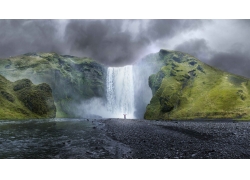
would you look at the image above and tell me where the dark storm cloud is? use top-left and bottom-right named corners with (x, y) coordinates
top-left (1, 19), bottom-right (249, 74)
top-left (206, 20), bottom-right (250, 78)
top-left (208, 49), bottom-right (250, 78)
top-left (174, 37), bottom-right (250, 78)
top-left (0, 19), bottom-right (208, 66)
top-left (172, 19), bottom-right (250, 79)
top-left (0, 19), bottom-right (207, 66)
top-left (0, 20), bottom-right (64, 58)
top-left (145, 19), bottom-right (206, 40)
top-left (174, 38), bottom-right (212, 61)
top-left (5, 19), bottom-right (250, 71)
top-left (63, 19), bottom-right (207, 66)
top-left (63, 20), bottom-right (149, 66)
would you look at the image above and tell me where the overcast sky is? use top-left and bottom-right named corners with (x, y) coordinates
top-left (0, 19), bottom-right (250, 77)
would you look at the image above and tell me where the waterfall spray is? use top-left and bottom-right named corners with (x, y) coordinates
top-left (106, 65), bottom-right (135, 118)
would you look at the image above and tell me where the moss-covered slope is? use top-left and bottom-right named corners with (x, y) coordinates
top-left (144, 49), bottom-right (250, 120)
top-left (0, 53), bottom-right (106, 117)
top-left (0, 75), bottom-right (56, 119)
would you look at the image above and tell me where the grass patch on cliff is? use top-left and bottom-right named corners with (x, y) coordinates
top-left (0, 75), bottom-right (56, 120)
top-left (0, 52), bottom-right (106, 118)
top-left (145, 50), bottom-right (250, 120)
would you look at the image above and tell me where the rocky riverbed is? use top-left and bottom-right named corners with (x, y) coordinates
top-left (104, 118), bottom-right (250, 158)
top-left (1, 118), bottom-right (250, 159)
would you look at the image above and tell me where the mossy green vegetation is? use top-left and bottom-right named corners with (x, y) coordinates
top-left (144, 49), bottom-right (250, 120)
top-left (0, 75), bottom-right (56, 119)
top-left (0, 53), bottom-right (106, 117)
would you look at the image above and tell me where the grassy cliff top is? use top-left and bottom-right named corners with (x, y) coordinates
top-left (0, 52), bottom-right (107, 118)
top-left (144, 49), bottom-right (250, 120)
top-left (0, 52), bottom-right (97, 70)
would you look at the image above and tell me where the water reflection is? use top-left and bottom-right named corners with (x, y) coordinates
top-left (0, 118), bottom-right (130, 159)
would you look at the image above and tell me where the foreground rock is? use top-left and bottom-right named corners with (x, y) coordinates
top-left (104, 119), bottom-right (250, 159)
top-left (0, 75), bottom-right (56, 119)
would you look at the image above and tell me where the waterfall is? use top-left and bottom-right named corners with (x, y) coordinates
top-left (106, 65), bottom-right (135, 118)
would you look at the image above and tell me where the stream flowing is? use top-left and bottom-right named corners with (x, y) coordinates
top-left (0, 118), bottom-right (130, 159)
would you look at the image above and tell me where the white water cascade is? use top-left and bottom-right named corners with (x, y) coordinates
top-left (106, 65), bottom-right (135, 118)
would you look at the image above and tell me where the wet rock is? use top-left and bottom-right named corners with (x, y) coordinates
top-left (191, 153), bottom-right (196, 157)
top-left (86, 151), bottom-right (92, 155)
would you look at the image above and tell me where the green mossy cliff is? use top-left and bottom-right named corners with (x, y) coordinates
top-left (0, 75), bottom-right (56, 119)
top-left (0, 53), bottom-right (106, 117)
top-left (144, 49), bottom-right (250, 120)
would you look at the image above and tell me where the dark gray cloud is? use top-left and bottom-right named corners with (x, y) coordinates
top-left (63, 19), bottom-right (207, 66)
top-left (0, 19), bottom-right (207, 66)
top-left (145, 19), bottom-right (206, 41)
top-left (0, 20), bottom-right (64, 58)
top-left (208, 49), bottom-right (250, 78)
top-left (174, 20), bottom-right (250, 78)
top-left (174, 38), bottom-right (212, 61)
top-left (1, 19), bottom-right (250, 75)
top-left (63, 20), bottom-right (149, 66)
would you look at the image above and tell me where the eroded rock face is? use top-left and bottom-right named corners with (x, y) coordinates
top-left (144, 49), bottom-right (250, 120)
top-left (0, 75), bottom-right (56, 119)
top-left (0, 53), bottom-right (106, 117)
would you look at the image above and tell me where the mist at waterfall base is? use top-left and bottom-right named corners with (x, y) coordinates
top-left (75, 66), bottom-right (138, 119)
top-left (74, 62), bottom-right (156, 119)
top-left (74, 53), bottom-right (163, 119)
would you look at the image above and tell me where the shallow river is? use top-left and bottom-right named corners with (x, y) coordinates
top-left (0, 118), bottom-right (130, 159)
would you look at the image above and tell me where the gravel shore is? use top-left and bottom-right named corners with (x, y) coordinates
top-left (103, 118), bottom-right (250, 159)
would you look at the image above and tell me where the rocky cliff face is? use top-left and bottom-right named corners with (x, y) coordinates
top-left (0, 53), bottom-right (106, 117)
top-left (0, 75), bottom-right (56, 119)
top-left (144, 49), bottom-right (250, 120)
top-left (2, 50), bottom-right (250, 120)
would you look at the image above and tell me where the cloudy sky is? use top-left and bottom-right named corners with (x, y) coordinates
top-left (0, 19), bottom-right (250, 77)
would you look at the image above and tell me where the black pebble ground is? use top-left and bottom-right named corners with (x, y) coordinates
top-left (103, 118), bottom-right (250, 159)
